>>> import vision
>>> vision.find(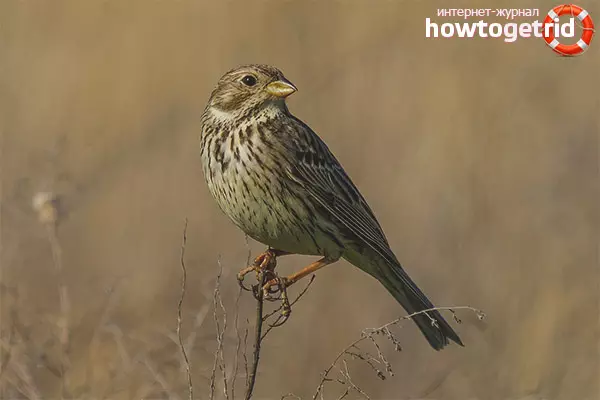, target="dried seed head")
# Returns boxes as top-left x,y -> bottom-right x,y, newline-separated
32,191 -> 58,225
